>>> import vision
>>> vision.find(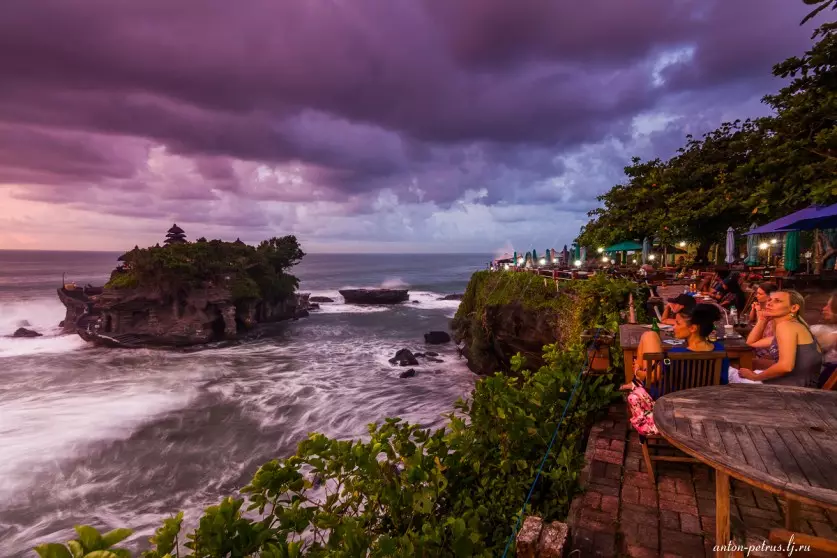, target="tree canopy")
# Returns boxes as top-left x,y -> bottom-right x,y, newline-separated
105,235 -> 305,304
577,20 -> 837,260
